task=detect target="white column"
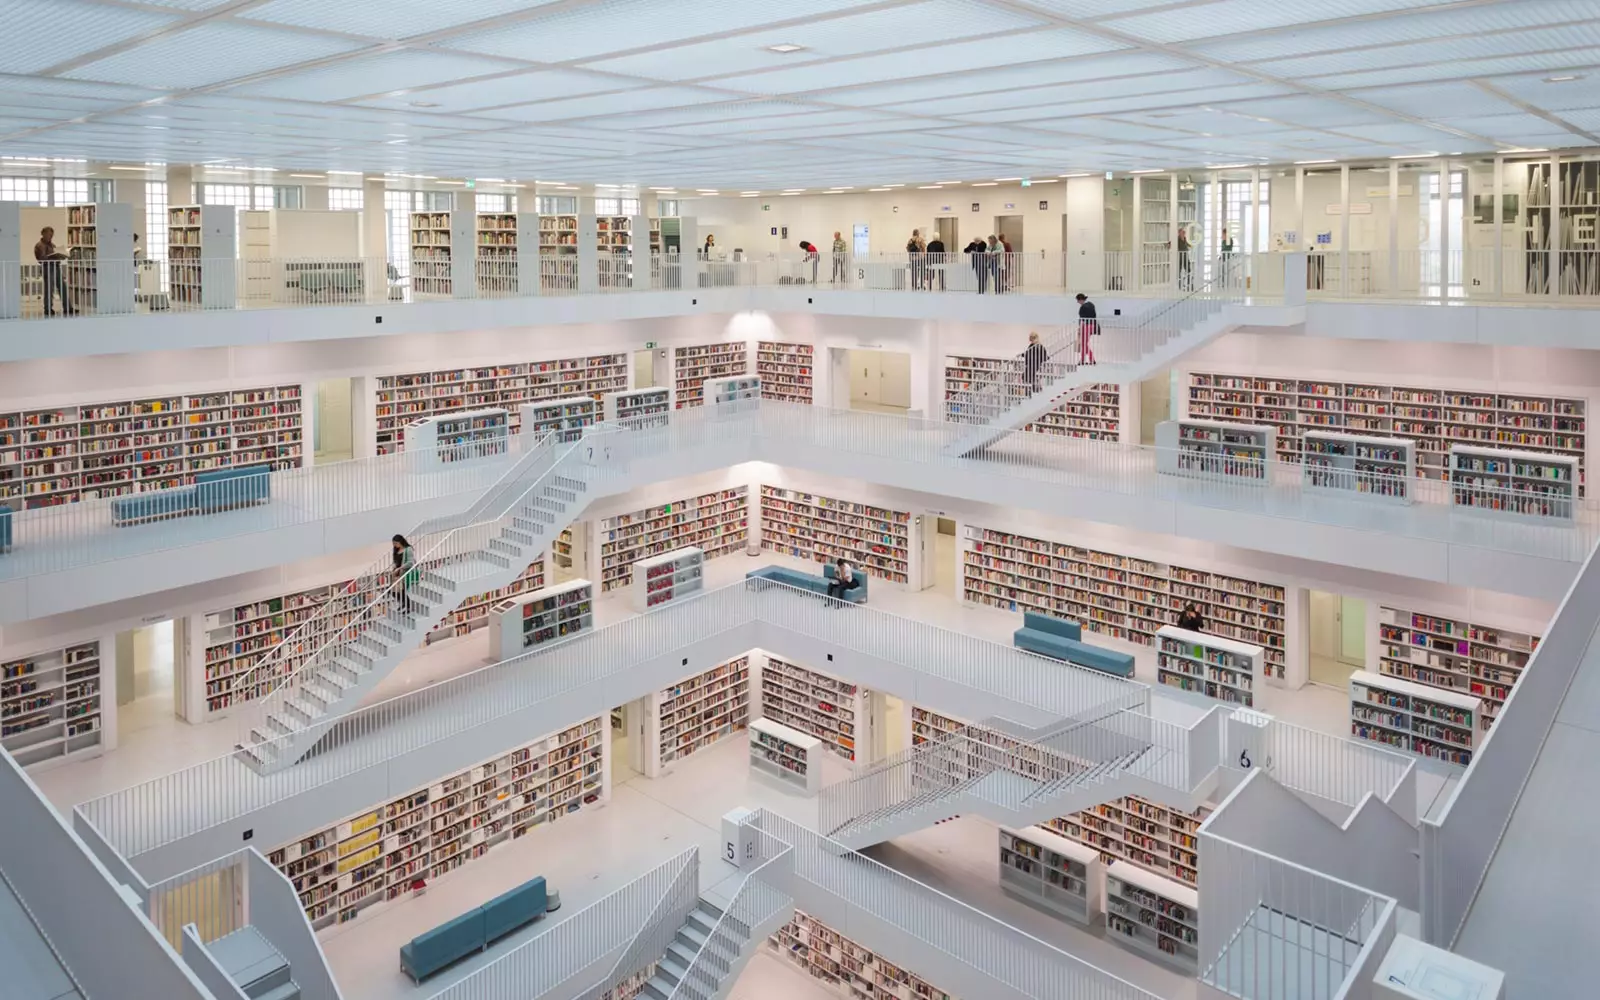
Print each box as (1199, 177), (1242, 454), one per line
(1389, 162), (1400, 294)
(1340, 164), (1351, 297)
(1131, 175), (1143, 291)
(1549, 152), (1561, 299)
(1169, 172), (1178, 288)
(301, 184), (328, 211)
(166, 165), (193, 206)
(677, 215), (699, 291)
(1293, 167), (1304, 250)
(1436, 158), (1449, 303)
(629, 212), (650, 290)
(361, 177), (387, 302)
(577, 205), (599, 294)
(1492, 155), (1504, 298)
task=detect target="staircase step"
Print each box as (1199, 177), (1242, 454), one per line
(254, 981), (301, 1000)
(488, 538), (521, 557)
(674, 925), (708, 952)
(206, 926), (291, 998)
(530, 496), (565, 512)
(640, 979), (673, 1000)
(542, 487), (579, 502)
(658, 954), (689, 985)
(503, 527), (537, 545)
(665, 942), (699, 970)
(685, 909), (719, 937)
(551, 476), (586, 491)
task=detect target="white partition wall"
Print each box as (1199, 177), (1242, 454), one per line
(577, 211), (599, 293)
(0, 201), (19, 319)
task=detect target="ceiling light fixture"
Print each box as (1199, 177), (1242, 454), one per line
(1389, 153), (1438, 159)
(1029, 178), (1058, 184)
(1058, 172), (1091, 178)
(1130, 168), (1164, 174)
(767, 43), (806, 53)
(1544, 74), (1583, 83)
(535, 180), (566, 185)
(916, 184), (942, 189)
(782, 188), (804, 193)
(1205, 163), (1252, 169)
(1504, 146), (1548, 153)
(882, 183), (905, 188)
(868, 187), (891, 191)
(994, 177), (1021, 182)
(410, 101), (440, 108)
(741, 192), (759, 197)
(971, 182), (999, 187)
(108, 165), (153, 171)
(649, 187), (676, 191)
(477, 177), (507, 183)
(289, 173), (325, 179)
(697, 189), (719, 194)
(779, 191), (801, 196)
(829, 186), (854, 190)
(1293, 159), (1336, 165)
(327, 169), (363, 175)
(439, 180), (466, 186)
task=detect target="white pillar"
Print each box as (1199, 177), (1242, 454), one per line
(1549, 152), (1561, 298)
(166, 165), (193, 206)
(1389, 162), (1400, 294)
(629, 212), (649, 290)
(577, 205), (598, 294)
(1339, 164), (1351, 297)
(1131, 175), (1143, 291)
(302, 183), (328, 211)
(361, 177), (387, 301)
(1492, 155), (1504, 299)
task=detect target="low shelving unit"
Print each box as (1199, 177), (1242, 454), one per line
(519, 396), (598, 443)
(475, 211), (537, 296)
(759, 654), (866, 762)
(998, 825), (1103, 926)
(1044, 795), (1208, 888)
(756, 341), (814, 403)
(602, 387), (672, 428)
(768, 910), (956, 1000)
(1448, 444), (1578, 522)
(706, 374), (762, 409)
(1155, 418), (1274, 483)
(1302, 430), (1415, 502)
(1349, 669), (1480, 765)
(1376, 604), (1540, 730)
(168, 205), (237, 308)
(1105, 861), (1200, 972)
(748, 717), (821, 793)
(422, 559), (546, 647)
(1156, 624), (1266, 707)
(673, 342), (748, 408)
(597, 486), (748, 592)
(632, 545), (704, 612)
(410, 210), (474, 296)
(649, 654), (750, 775)
(402, 408), (509, 465)
(487, 579), (594, 660)
(1, 641), (103, 768)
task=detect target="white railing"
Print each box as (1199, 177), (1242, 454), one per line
(433, 848), (699, 1000)
(1223, 716), (1417, 820)
(666, 826), (793, 1000)
(1199, 828), (1396, 1000)
(145, 849), (247, 948)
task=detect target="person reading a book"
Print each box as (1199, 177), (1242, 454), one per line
(34, 226), (71, 317)
(1177, 602), (1205, 632)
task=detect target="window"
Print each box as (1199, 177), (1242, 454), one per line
(0, 177), (47, 204)
(1221, 179), (1270, 253)
(476, 193), (511, 213)
(593, 197), (640, 215)
(87, 179), (114, 203)
(657, 199), (679, 218)
(386, 190), (417, 276)
(145, 180), (168, 263)
(200, 183), (253, 207)
(535, 195), (578, 215)
(51, 178), (88, 206)
(327, 188), (363, 211)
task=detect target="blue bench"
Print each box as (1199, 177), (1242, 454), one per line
(111, 465), (271, 527)
(1014, 612), (1136, 678)
(746, 563), (868, 604)
(0, 506), (11, 553)
(400, 876), (547, 984)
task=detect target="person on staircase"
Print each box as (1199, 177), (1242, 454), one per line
(1023, 331), (1048, 395)
(392, 534), (418, 615)
(1075, 293), (1098, 366)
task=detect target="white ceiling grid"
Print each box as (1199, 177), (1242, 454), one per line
(0, 0), (1594, 188)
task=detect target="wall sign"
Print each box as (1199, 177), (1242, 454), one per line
(971, 203), (980, 212)
(1316, 232), (1333, 245)
(1038, 200), (1048, 211)
(1282, 230), (1299, 245)
(770, 227), (778, 235)
(1004, 202), (1015, 210)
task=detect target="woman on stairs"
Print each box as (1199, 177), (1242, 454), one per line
(393, 534), (418, 615)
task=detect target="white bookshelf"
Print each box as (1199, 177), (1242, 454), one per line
(1448, 444), (1578, 522)
(633, 545), (704, 612)
(168, 205), (237, 308)
(756, 341), (814, 404)
(769, 910), (956, 1000)
(0, 383), (304, 509)
(539, 215), (579, 292)
(1046, 795), (1208, 888)
(553, 526), (577, 572)
(423, 558), (546, 648)
(1349, 669), (1479, 766)
(759, 654), (867, 763)
(998, 825), (1103, 926)
(962, 525), (1288, 679)
(944, 355), (1122, 441)
(476, 211), (539, 296)
(649, 654), (750, 775)
(706, 374), (762, 410)
(910, 705), (964, 746)
(64, 202), (134, 314)
(267, 716), (606, 930)
(2, 641), (103, 768)
(519, 396), (598, 444)
(602, 387), (672, 427)
(759, 484), (914, 584)
(673, 342), (748, 409)
(487, 578), (594, 660)
(1156, 624), (1266, 707)
(410, 211), (474, 297)
(1376, 605), (1540, 731)
(373, 354), (626, 455)
(1155, 418), (1274, 483)
(401, 408), (509, 466)
(597, 215), (634, 289)
(1105, 861), (1199, 971)
(748, 717), (821, 793)
(597, 486), (749, 592)
(1186, 372), (1588, 494)
(1139, 176), (1172, 286)
(1302, 430), (1416, 502)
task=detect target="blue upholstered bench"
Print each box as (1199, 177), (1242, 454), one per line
(1013, 612), (1135, 678)
(746, 564), (868, 604)
(111, 465), (271, 526)
(0, 506), (12, 553)
(400, 876), (547, 984)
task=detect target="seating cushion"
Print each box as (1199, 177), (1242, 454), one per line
(111, 488), (197, 523)
(1022, 612), (1081, 642)
(481, 877), (546, 944)
(1014, 629), (1136, 678)
(194, 465), (270, 510)
(400, 910), (485, 982)
(746, 566), (828, 595)
(0, 507), (11, 552)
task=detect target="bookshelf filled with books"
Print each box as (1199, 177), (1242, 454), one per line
(748, 717), (821, 793)
(1106, 862), (1199, 971)
(1375, 605), (1540, 731)
(0, 383), (304, 509)
(1349, 669), (1480, 765)
(757, 341), (815, 404)
(1185, 371), (1588, 494)
(1044, 795), (1209, 889)
(632, 545), (704, 612)
(1155, 419), (1274, 483)
(944, 355), (1122, 441)
(673, 342), (748, 408)
(426, 558), (548, 647)
(475, 212), (538, 295)
(649, 654), (750, 775)
(962, 525), (1287, 679)
(597, 486), (749, 592)
(602, 387), (671, 427)
(759, 655), (866, 763)
(2, 641), (103, 768)
(402, 408), (510, 465)
(267, 716), (606, 931)
(410, 211), (474, 296)
(998, 825), (1103, 926)
(759, 485), (913, 584)
(487, 579), (593, 660)
(168, 205), (237, 308)
(519, 396), (598, 444)
(1448, 444), (1578, 522)
(372, 354), (627, 454)
(707, 374), (762, 410)
(64, 202), (134, 314)
(1302, 431), (1416, 502)
(1156, 625), (1266, 707)
(768, 910), (956, 1000)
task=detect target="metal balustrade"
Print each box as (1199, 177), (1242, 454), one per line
(665, 827), (794, 1000)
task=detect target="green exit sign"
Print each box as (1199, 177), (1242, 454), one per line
(464, 179), (476, 189)
(645, 341), (657, 349)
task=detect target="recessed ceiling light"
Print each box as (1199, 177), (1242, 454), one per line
(882, 183), (905, 188)
(971, 182), (999, 187)
(767, 43), (806, 53)
(697, 190), (719, 194)
(477, 177), (506, 183)
(1544, 74), (1583, 83)
(779, 191), (801, 196)
(1058, 172), (1091, 178)
(535, 180), (566, 185)
(289, 173), (325, 179)
(994, 177), (1021, 182)
(108, 165), (154, 171)
(782, 188), (804, 193)
(1504, 147), (1548, 153)
(327, 170), (363, 175)
(1030, 178), (1058, 184)
(649, 187), (676, 192)
(410, 101), (440, 108)
(740, 190), (760, 195)
(1130, 169), (1164, 174)
(935, 180), (958, 184)
(916, 184), (942, 189)
(829, 186), (854, 191)
(1389, 153), (1438, 159)
(868, 187), (891, 191)
(1294, 159), (1336, 165)
(439, 180), (466, 186)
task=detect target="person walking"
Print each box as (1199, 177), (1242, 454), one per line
(925, 233), (946, 290)
(392, 534), (419, 614)
(1023, 331), (1048, 394)
(1220, 230), (1235, 287)
(831, 230), (848, 283)
(906, 229), (925, 290)
(34, 226), (71, 317)
(966, 237), (989, 293)
(826, 555), (860, 606)
(702, 233), (716, 259)
(1075, 293), (1098, 365)
(1177, 226), (1193, 290)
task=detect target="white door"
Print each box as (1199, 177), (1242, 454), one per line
(878, 351), (912, 409)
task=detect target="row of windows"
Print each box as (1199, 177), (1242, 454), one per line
(0, 177), (114, 205)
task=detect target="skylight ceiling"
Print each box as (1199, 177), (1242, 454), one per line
(0, 0), (1596, 188)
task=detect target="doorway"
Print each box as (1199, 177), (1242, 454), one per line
(313, 378), (354, 464)
(1308, 590), (1367, 688)
(612, 697), (647, 782)
(933, 517), (957, 596)
(632, 349), (660, 389)
(116, 619), (185, 736)
(934, 217), (958, 251)
(840, 348), (912, 414)
(553, 522), (589, 582)
(994, 215), (1023, 252)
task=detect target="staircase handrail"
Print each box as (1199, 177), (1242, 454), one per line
(665, 826), (794, 1000)
(570, 847), (700, 1000)
(237, 424), (614, 747)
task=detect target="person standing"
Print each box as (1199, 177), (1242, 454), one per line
(1177, 226), (1192, 289)
(906, 229), (925, 290)
(702, 233), (716, 259)
(966, 237), (989, 293)
(392, 534), (418, 614)
(995, 233), (1013, 293)
(1177, 602), (1205, 631)
(831, 230), (848, 283)
(1220, 230), (1235, 286)
(986, 235), (1000, 294)
(1075, 293), (1098, 365)
(925, 232), (946, 291)
(34, 226), (71, 317)
(1023, 331), (1048, 394)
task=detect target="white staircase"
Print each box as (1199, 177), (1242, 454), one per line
(205, 926), (300, 1000)
(235, 440), (595, 774)
(945, 281), (1241, 457)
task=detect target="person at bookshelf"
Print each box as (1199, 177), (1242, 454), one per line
(1177, 602), (1205, 631)
(1023, 332), (1048, 395)
(34, 226), (72, 317)
(392, 534), (418, 614)
(1075, 293), (1098, 365)
(826, 556), (860, 606)
(831, 231), (849, 283)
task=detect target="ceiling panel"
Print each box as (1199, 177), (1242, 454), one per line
(1305, 52), (1600, 89)
(1488, 73), (1600, 111)
(0, 0), (179, 75)
(244, 0), (565, 40)
(1261, 24), (1600, 78)
(63, 21), (368, 89)
(820, 52), (1225, 106)
(232, 51), (517, 101)
(484, 87), (733, 123)
(1349, 82), (1526, 119)
(1019, 0), (1224, 16)
(1102, 0), (1460, 44)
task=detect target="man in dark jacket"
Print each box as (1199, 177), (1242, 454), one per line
(1023, 331), (1048, 393)
(966, 238), (988, 293)
(1076, 293), (1098, 365)
(925, 234), (946, 291)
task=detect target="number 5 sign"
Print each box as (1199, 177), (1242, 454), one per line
(721, 807), (758, 868)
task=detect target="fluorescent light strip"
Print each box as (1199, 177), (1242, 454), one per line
(1058, 172), (1091, 178)
(1030, 179), (1058, 184)
(1293, 159), (1336, 165)
(289, 173), (325, 179)
(1389, 153), (1438, 159)
(868, 187), (891, 191)
(994, 177), (1021, 182)
(970, 182), (998, 187)
(108, 165), (153, 171)
(917, 185), (942, 189)
(1130, 169), (1164, 174)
